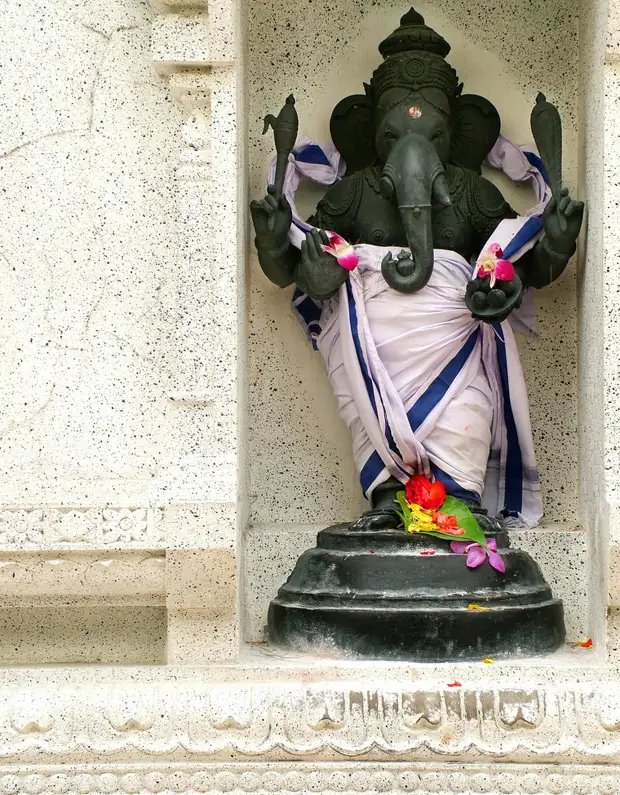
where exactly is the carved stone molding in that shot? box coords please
[4,680,620,764]
[0,553,165,606]
[0,762,619,794]
[0,502,236,550]
[0,508,163,549]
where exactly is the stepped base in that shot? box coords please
[268,524,565,661]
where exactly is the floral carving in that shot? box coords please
[0,510,44,544]
[102,509,148,543]
[46,509,98,542]
[0,508,161,546]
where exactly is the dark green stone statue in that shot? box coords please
[252,10,582,660]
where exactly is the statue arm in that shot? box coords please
[250,190,299,288]
[516,236,573,290]
[471,177,584,290]
[250,180,356,300]
[255,236,299,288]
[515,189,584,289]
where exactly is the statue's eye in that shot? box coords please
[384,130,397,141]
[432,130,444,140]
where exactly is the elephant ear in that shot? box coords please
[450,94,501,175]
[330,93,377,175]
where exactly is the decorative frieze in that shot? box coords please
[0,763,618,795]
[1,681,620,764]
[0,508,164,549]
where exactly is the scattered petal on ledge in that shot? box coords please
[483,658,496,664]
[578,638,593,649]
[467,603,489,611]
[447,681,462,687]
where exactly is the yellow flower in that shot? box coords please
[406,504,440,534]
[477,251,497,274]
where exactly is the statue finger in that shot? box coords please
[544,195,557,216]
[259,198,274,215]
[558,195,571,214]
[319,229,330,245]
[300,239,309,263]
[265,194,278,211]
[311,228,324,252]
[564,199,584,218]
[560,187,569,197]
[305,231,320,259]
[267,184,275,196]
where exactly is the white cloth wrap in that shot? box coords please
[316,246,542,527]
[266,135,549,526]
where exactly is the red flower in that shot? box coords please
[431,511,458,529]
[405,475,446,510]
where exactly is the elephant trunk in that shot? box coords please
[379,135,450,294]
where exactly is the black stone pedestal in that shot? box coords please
[268,524,565,661]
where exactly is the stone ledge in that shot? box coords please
[0,762,618,794]
[0,552,165,606]
[0,672,619,764]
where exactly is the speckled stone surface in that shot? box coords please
[0,606,165,665]
[247,0,579,527]
[0,0,181,505]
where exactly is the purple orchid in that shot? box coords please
[449,537,505,573]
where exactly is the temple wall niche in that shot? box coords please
[246,0,580,530]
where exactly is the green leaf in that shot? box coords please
[439,496,488,549]
[396,492,412,523]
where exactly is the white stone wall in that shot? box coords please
[0,0,246,664]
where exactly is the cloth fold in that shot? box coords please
[266,134,549,526]
[316,247,542,525]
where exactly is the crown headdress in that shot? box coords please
[370,9,460,103]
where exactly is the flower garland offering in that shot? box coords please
[396,474,505,573]
[476,242,515,288]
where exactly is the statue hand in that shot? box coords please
[465,273,523,324]
[542,188,584,256]
[250,185,292,247]
[297,229,349,300]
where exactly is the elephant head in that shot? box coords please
[329,9,501,293]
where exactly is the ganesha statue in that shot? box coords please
[251,9,583,661]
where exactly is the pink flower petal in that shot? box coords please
[466,545,487,568]
[476,265,488,279]
[486,537,497,552]
[495,259,515,281]
[488,551,505,573]
[320,244,337,257]
[326,231,348,247]
[488,243,503,257]
[337,250,359,271]
[450,541,469,554]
